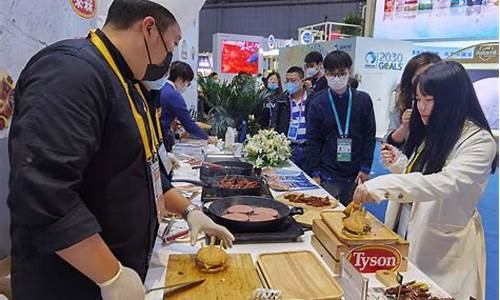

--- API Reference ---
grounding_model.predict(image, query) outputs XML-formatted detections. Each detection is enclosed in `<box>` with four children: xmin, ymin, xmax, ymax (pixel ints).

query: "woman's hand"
<box><xmin>401</xmin><ymin>109</ymin><xmax>412</xmax><ymax>128</ymax></box>
<box><xmin>352</xmin><ymin>183</ymin><xmax>376</xmax><ymax>204</ymax></box>
<box><xmin>381</xmin><ymin>143</ymin><xmax>401</xmax><ymax>166</ymax></box>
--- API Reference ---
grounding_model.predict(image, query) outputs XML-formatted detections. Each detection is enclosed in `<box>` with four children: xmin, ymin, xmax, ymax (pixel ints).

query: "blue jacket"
<box><xmin>306</xmin><ymin>87</ymin><xmax>376</xmax><ymax>180</ymax></box>
<box><xmin>159</xmin><ymin>82</ymin><xmax>208</xmax><ymax>140</ymax></box>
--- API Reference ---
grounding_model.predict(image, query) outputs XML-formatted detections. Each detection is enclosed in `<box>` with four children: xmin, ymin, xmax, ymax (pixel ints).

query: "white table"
<box><xmin>144</xmin><ymin>156</ymin><xmax>451</xmax><ymax>299</ymax></box>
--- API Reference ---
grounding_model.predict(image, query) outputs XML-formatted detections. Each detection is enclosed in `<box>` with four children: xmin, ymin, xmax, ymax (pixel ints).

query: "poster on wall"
<box><xmin>373</xmin><ymin>0</ymin><xmax>499</xmax><ymax>40</ymax></box>
<box><xmin>221</xmin><ymin>40</ymin><xmax>260</xmax><ymax>75</ymax></box>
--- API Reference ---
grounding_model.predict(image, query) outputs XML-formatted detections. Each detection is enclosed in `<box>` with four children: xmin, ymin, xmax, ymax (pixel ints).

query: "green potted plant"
<box><xmin>340</xmin><ymin>12</ymin><xmax>364</xmax><ymax>37</ymax></box>
<box><xmin>197</xmin><ymin>74</ymin><xmax>269</xmax><ymax>139</ymax></box>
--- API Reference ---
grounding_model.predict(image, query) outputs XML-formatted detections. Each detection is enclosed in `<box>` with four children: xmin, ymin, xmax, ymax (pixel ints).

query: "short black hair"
<box><xmin>323</xmin><ymin>51</ymin><xmax>353</xmax><ymax>71</ymax></box>
<box><xmin>304</xmin><ymin>51</ymin><xmax>323</xmax><ymax>64</ymax></box>
<box><xmin>286</xmin><ymin>66</ymin><xmax>304</xmax><ymax>79</ymax></box>
<box><xmin>168</xmin><ymin>61</ymin><xmax>194</xmax><ymax>82</ymax></box>
<box><xmin>105</xmin><ymin>0</ymin><xmax>178</xmax><ymax>31</ymax></box>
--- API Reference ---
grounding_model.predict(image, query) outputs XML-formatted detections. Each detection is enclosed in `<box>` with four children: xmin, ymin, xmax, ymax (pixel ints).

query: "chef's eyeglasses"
<box><xmin>325</xmin><ymin>70</ymin><xmax>348</xmax><ymax>78</ymax></box>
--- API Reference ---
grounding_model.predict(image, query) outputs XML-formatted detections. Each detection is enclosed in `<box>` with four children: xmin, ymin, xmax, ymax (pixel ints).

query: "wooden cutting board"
<box><xmin>165</xmin><ymin>253</ymin><xmax>260</xmax><ymax>300</ymax></box>
<box><xmin>321</xmin><ymin>211</ymin><xmax>400</xmax><ymax>245</ymax></box>
<box><xmin>257</xmin><ymin>251</ymin><xmax>343</xmax><ymax>300</ymax></box>
<box><xmin>275</xmin><ymin>193</ymin><xmax>339</xmax><ymax>227</ymax></box>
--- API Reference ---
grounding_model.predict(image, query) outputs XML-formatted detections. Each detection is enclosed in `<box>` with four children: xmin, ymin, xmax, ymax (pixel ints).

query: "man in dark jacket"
<box><xmin>7</xmin><ymin>1</ymin><xmax>233</xmax><ymax>300</ymax></box>
<box><xmin>306</xmin><ymin>51</ymin><xmax>376</xmax><ymax>206</ymax></box>
<box><xmin>271</xmin><ymin>66</ymin><xmax>311</xmax><ymax>169</ymax></box>
<box><xmin>304</xmin><ymin>51</ymin><xmax>327</xmax><ymax>94</ymax></box>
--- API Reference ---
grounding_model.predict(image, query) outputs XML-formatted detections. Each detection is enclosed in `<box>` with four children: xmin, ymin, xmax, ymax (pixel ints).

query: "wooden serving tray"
<box><xmin>165</xmin><ymin>253</ymin><xmax>260</xmax><ymax>300</ymax></box>
<box><xmin>321</xmin><ymin>211</ymin><xmax>400</xmax><ymax>245</ymax></box>
<box><xmin>257</xmin><ymin>250</ymin><xmax>343</xmax><ymax>300</ymax></box>
<box><xmin>275</xmin><ymin>193</ymin><xmax>339</xmax><ymax>227</ymax></box>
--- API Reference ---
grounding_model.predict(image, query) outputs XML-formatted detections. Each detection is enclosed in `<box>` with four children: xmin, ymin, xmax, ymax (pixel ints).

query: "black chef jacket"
<box><xmin>7</xmin><ymin>29</ymin><xmax>173</xmax><ymax>300</ymax></box>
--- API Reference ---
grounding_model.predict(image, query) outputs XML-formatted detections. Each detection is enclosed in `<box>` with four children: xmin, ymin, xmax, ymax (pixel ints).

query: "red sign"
<box><xmin>329</xmin><ymin>32</ymin><xmax>342</xmax><ymax>41</ymax></box>
<box><xmin>70</xmin><ymin>0</ymin><xmax>97</xmax><ymax>19</ymax></box>
<box><xmin>347</xmin><ymin>245</ymin><xmax>402</xmax><ymax>273</ymax></box>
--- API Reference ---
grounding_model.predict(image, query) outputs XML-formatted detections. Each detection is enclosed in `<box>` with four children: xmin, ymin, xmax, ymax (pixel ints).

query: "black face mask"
<box><xmin>142</xmin><ymin>24</ymin><xmax>173</xmax><ymax>81</ymax></box>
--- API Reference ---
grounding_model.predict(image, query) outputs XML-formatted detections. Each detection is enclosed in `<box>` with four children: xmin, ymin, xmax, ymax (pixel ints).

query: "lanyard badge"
<box><xmin>328</xmin><ymin>89</ymin><xmax>352</xmax><ymax>162</ymax></box>
<box><xmin>288</xmin><ymin>101</ymin><xmax>304</xmax><ymax>141</ymax></box>
<box><xmin>90</xmin><ymin>31</ymin><xmax>166</xmax><ymax>217</ymax></box>
<box><xmin>149</xmin><ymin>156</ymin><xmax>165</xmax><ymax>218</ymax></box>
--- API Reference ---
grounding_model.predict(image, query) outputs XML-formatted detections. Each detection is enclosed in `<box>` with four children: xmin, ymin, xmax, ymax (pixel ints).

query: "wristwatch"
<box><xmin>182</xmin><ymin>204</ymin><xmax>201</xmax><ymax>219</ymax></box>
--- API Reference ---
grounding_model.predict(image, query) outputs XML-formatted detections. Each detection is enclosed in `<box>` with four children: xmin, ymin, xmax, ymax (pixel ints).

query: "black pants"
<box><xmin>321</xmin><ymin>179</ymin><xmax>356</xmax><ymax>206</ymax></box>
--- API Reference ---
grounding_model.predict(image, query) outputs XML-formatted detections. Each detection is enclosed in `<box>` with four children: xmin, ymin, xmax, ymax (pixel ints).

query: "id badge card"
<box><xmin>337</xmin><ymin>138</ymin><xmax>352</xmax><ymax>162</ymax></box>
<box><xmin>158</xmin><ymin>143</ymin><xmax>173</xmax><ymax>174</ymax></box>
<box><xmin>288</xmin><ymin>122</ymin><xmax>299</xmax><ymax>140</ymax></box>
<box><xmin>149</xmin><ymin>157</ymin><xmax>165</xmax><ymax>218</ymax></box>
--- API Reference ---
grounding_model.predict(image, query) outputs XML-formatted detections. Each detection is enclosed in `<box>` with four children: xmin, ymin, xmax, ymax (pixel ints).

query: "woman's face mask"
<box><xmin>267</xmin><ymin>82</ymin><xmax>279</xmax><ymax>91</ymax></box>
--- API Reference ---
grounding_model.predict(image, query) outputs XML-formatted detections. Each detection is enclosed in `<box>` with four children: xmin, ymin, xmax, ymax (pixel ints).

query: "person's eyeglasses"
<box><xmin>325</xmin><ymin>70</ymin><xmax>348</xmax><ymax>77</ymax></box>
<box><xmin>185</xmin><ymin>81</ymin><xmax>192</xmax><ymax>88</ymax></box>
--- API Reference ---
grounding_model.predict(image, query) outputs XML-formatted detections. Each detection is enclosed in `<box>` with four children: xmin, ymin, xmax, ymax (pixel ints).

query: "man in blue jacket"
<box><xmin>306</xmin><ymin>51</ymin><xmax>376</xmax><ymax>206</ymax></box>
<box><xmin>154</xmin><ymin>61</ymin><xmax>214</xmax><ymax>149</ymax></box>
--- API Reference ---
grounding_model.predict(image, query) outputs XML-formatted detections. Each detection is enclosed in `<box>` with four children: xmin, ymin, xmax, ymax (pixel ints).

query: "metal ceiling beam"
<box><xmin>203</xmin><ymin>0</ymin><xmax>363</xmax><ymax>9</ymax></box>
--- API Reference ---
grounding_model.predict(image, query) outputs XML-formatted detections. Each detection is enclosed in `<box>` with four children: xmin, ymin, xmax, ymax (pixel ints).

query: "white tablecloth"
<box><xmin>144</xmin><ymin>156</ymin><xmax>451</xmax><ymax>299</ymax></box>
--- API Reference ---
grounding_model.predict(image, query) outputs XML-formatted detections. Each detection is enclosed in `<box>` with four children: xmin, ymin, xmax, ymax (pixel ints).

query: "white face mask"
<box><xmin>326</xmin><ymin>75</ymin><xmax>349</xmax><ymax>92</ymax></box>
<box><xmin>305</xmin><ymin>67</ymin><xmax>319</xmax><ymax>78</ymax></box>
<box><xmin>142</xmin><ymin>77</ymin><xmax>167</xmax><ymax>90</ymax></box>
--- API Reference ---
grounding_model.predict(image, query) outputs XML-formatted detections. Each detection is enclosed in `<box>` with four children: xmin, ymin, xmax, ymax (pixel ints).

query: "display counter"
<box><xmin>144</xmin><ymin>154</ymin><xmax>452</xmax><ymax>299</ymax></box>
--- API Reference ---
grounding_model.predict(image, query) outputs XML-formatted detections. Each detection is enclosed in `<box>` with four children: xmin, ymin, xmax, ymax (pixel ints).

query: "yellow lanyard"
<box><xmin>405</xmin><ymin>144</ymin><xmax>425</xmax><ymax>174</ymax></box>
<box><xmin>89</xmin><ymin>31</ymin><xmax>162</xmax><ymax>161</ymax></box>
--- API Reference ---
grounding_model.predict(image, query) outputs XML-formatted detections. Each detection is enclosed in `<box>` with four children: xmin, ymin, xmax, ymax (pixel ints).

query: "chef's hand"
<box><xmin>187</xmin><ymin>210</ymin><xmax>235</xmax><ymax>248</ymax></box>
<box><xmin>167</xmin><ymin>153</ymin><xmax>180</xmax><ymax>170</ymax></box>
<box><xmin>99</xmin><ymin>262</ymin><xmax>145</xmax><ymax>300</ymax></box>
<box><xmin>381</xmin><ymin>143</ymin><xmax>400</xmax><ymax>166</ymax></box>
<box><xmin>352</xmin><ymin>183</ymin><xmax>375</xmax><ymax>205</ymax></box>
<box><xmin>312</xmin><ymin>177</ymin><xmax>321</xmax><ymax>184</ymax></box>
<box><xmin>355</xmin><ymin>172</ymin><xmax>369</xmax><ymax>184</ymax></box>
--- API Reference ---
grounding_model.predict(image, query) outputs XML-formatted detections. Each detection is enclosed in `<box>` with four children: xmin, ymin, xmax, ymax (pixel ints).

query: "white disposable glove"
<box><xmin>187</xmin><ymin>210</ymin><xmax>235</xmax><ymax>248</ymax></box>
<box><xmin>99</xmin><ymin>262</ymin><xmax>145</xmax><ymax>300</ymax></box>
<box><xmin>167</xmin><ymin>153</ymin><xmax>180</xmax><ymax>170</ymax></box>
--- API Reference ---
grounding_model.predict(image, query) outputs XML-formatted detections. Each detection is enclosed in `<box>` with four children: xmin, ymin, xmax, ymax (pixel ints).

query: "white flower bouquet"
<box><xmin>243</xmin><ymin>129</ymin><xmax>291</xmax><ymax>168</ymax></box>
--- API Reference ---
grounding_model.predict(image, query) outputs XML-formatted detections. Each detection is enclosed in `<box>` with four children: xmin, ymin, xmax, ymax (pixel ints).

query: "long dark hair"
<box><xmin>396</xmin><ymin>52</ymin><xmax>441</xmax><ymax>113</ymax></box>
<box><xmin>405</xmin><ymin>61</ymin><xmax>497</xmax><ymax>174</ymax></box>
<box><xmin>265</xmin><ymin>71</ymin><xmax>284</xmax><ymax>94</ymax></box>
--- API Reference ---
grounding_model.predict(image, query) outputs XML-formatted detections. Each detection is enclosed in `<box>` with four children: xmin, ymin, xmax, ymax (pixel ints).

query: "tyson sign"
<box><xmin>347</xmin><ymin>245</ymin><xmax>402</xmax><ymax>273</ymax></box>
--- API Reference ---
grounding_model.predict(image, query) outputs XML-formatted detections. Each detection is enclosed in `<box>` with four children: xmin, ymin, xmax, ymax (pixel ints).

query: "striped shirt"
<box><xmin>288</xmin><ymin>92</ymin><xmax>308</xmax><ymax>142</ymax></box>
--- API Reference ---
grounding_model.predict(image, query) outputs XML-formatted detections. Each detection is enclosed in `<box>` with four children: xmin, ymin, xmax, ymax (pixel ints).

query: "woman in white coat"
<box><xmin>353</xmin><ymin>61</ymin><xmax>497</xmax><ymax>300</ymax></box>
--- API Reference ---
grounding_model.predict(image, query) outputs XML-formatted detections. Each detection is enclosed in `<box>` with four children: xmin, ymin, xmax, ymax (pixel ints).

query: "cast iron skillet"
<box><xmin>171</xmin><ymin>175</ymin><xmax>262</xmax><ymax>197</ymax></box>
<box><xmin>205</xmin><ymin>196</ymin><xmax>304</xmax><ymax>232</ymax></box>
<box><xmin>201</xmin><ymin>160</ymin><xmax>254</xmax><ymax>178</ymax></box>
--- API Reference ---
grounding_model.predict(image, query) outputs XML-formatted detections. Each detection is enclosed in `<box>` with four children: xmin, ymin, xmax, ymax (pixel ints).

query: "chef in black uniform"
<box><xmin>7</xmin><ymin>1</ymin><xmax>234</xmax><ymax>299</ymax></box>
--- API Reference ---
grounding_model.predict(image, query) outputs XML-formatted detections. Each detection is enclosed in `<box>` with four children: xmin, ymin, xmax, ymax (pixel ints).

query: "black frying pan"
<box><xmin>206</xmin><ymin>196</ymin><xmax>304</xmax><ymax>232</ymax></box>
<box><xmin>201</xmin><ymin>160</ymin><xmax>254</xmax><ymax>178</ymax></box>
<box><xmin>171</xmin><ymin>175</ymin><xmax>262</xmax><ymax>197</ymax></box>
